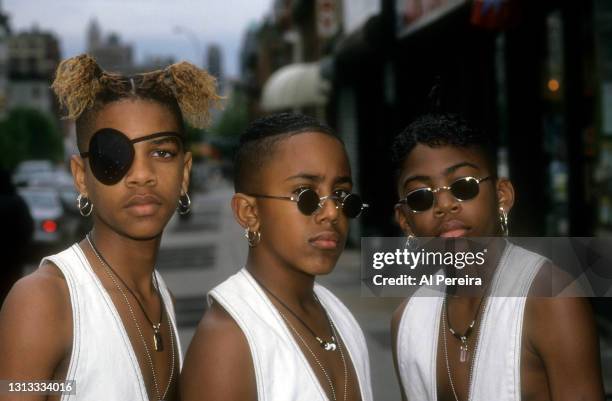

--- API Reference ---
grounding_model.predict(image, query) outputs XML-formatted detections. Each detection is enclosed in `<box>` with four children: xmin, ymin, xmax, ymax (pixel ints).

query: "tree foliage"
<box><xmin>0</xmin><ymin>108</ymin><xmax>64</xmax><ymax>170</ymax></box>
<box><xmin>211</xmin><ymin>89</ymin><xmax>248</xmax><ymax>139</ymax></box>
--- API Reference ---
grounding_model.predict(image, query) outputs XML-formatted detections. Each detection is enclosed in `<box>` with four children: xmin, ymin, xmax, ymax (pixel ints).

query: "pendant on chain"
<box><xmin>317</xmin><ymin>336</ymin><xmax>338</xmax><ymax>352</ymax></box>
<box><xmin>153</xmin><ymin>323</ymin><xmax>164</xmax><ymax>352</ymax></box>
<box><xmin>459</xmin><ymin>336</ymin><xmax>469</xmax><ymax>363</ymax></box>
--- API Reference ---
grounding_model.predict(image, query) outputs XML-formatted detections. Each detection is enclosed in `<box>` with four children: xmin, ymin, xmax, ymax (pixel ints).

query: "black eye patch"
<box><xmin>80</xmin><ymin>128</ymin><xmax>183</xmax><ymax>185</ymax></box>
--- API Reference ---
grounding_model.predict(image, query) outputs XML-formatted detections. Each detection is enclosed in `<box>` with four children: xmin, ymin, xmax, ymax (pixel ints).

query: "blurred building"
<box><xmin>328</xmin><ymin>0</ymin><xmax>612</xmax><ymax>238</ymax></box>
<box><xmin>86</xmin><ymin>19</ymin><xmax>175</xmax><ymax>75</ymax></box>
<box><xmin>7</xmin><ymin>26</ymin><xmax>60</xmax><ymax>115</ymax></box>
<box><xmin>86</xmin><ymin>19</ymin><xmax>134</xmax><ymax>73</ymax></box>
<box><xmin>0</xmin><ymin>1</ymin><xmax>10</xmax><ymax>117</ymax></box>
<box><xmin>207</xmin><ymin>44</ymin><xmax>224</xmax><ymax>91</ymax></box>
<box><xmin>238</xmin><ymin>0</ymin><xmax>341</xmax><ymax>120</ymax></box>
<box><xmin>237</xmin><ymin>0</ymin><xmax>612</xmax><ymax>240</ymax></box>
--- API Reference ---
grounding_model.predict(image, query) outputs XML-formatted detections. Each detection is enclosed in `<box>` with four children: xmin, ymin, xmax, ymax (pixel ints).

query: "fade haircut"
<box><xmin>51</xmin><ymin>54</ymin><xmax>222</xmax><ymax>152</ymax></box>
<box><xmin>391</xmin><ymin>113</ymin><xmax>497</xmax><ymax>181</ymax></box>
<box><xmin>234</xmin><ymin>112</ymin><xmax>342</xmax><ymax>193</ymax></box>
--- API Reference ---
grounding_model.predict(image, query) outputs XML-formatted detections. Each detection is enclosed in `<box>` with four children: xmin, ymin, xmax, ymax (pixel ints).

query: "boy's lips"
<box><xmin>309</xmin><ymin>231</ymin><xmax>341</xmax><ymax>250</ymax></box>
<box><xmin>124</xmin><ymin>194</ymin><xmax>163</xmax><ymax>216</ymax></box>
<box><xmin>438</xmin><ymin>220</ymin><xmax>469</xmax><ymax>238</ymax></box>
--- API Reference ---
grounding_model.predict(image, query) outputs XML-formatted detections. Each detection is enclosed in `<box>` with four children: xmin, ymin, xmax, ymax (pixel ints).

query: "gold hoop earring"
<box><xmin>77</xmin><ymin>193</ymin><xmax>93</xmax><ymax>217</ymax></box>
<box><xmin>244</xmin><ymin>227</ymin><xmax>261</xmax><ymax>247</ymax></box>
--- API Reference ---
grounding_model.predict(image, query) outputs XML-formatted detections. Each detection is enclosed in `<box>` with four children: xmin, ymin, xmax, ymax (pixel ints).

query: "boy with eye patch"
<box><xmin>180</xmin><ymin>113</ymin><xmax>374</xmax><ymax>401</ymax></box>
<box><xmin>390</xmin><ymin>113</ymin><xmax>604</xmax><ymax>401</ymax></box>
<box><xmin>0</xmin><ymin>54</ymin><xmax>220</xmax><ymax>401</ymax></box>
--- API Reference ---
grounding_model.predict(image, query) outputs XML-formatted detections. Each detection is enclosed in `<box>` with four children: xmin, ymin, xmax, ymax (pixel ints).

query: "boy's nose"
<box><xmin>125</xmin><ymin>152</ymin><xmax>157</xmax><ymax>187</ymax></box>
<box><xmin>315</xmin><ymin>195</ymin><xmax>341</xmax><ymax>223</ymax></box>
<box><xmin>433</xmin><ymin>188</ymin><xmax>460</xmax><ymax>217</ymax></box>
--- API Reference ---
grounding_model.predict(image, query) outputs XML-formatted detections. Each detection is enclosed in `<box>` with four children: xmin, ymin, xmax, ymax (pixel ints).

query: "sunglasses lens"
<box><xmin>451</xmin><ymin>178</ymin><xmax>480</xmax><ymax>201</ymax></box>
<box><xmin>88</xmin><ymin>128</ymin><xmax>134</xmax><ymax>185</ymax></box>
<box><xmin>405</xmin><ymin>189</ymin><xmax>434</xmax><ymax>212</ymax></box>
<box><xmin>296</xmin><ymin>189</ymin><xmax>320</xmax><ymax>215</ymax></box>
<box><xmin>341</xmin><ymin>193</ymin><xmax>364</xmax><ymax>218</ymax></box>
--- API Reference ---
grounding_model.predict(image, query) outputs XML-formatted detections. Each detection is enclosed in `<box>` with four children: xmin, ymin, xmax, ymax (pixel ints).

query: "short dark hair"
<box><xmin>391</xmin><ymin>113</ymin><xmax>496</xmax><ymax>179</ymax></box>
<box><xmin>234</xmin><ymin>112</ymin><xmax>340</xmax><ymax>193</ymax></box>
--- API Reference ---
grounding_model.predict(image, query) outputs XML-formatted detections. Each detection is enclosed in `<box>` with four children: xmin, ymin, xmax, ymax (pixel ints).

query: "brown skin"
<box><xmin>390</xmin><ymin>144</ymin><xmax>604</xmax><ymax>401</ymax></box>
<box><xmin>181</xmin><ymin>132</ymin><xmax>363</xmax><ymax>401</ymax></box>
<box><xmin>0</xmin><ymin>99</ymin><xmax>191</xmax><ymax>401</ymax></box>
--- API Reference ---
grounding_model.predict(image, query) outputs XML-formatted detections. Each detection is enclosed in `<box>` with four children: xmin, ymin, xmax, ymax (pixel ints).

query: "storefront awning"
<box><xmin>261</xmin><ymin>62</ymin><xmax>330</xmax><ymax>111</ymax></box>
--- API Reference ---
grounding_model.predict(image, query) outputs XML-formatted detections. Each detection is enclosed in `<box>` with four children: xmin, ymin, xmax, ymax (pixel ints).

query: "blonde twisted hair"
<box><xmin>52</xmin><ymin>54</ymin><xmax>222</xmax><ymax>129</ymax></box>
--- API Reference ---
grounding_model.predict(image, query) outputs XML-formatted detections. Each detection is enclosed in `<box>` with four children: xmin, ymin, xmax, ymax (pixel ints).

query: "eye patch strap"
<box><xmin>80</xmin><ymin>131</ymin><xmax>184</xmax><ymax>158</ymax></box>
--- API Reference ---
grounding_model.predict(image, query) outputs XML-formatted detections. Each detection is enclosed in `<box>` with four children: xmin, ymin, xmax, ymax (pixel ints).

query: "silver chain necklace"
<box><xmin>251</xmin><ymin>274</ymin><xmax>338</xmax><ymax>351</ymax></box>
<box><xmin>441</xmin><ymin>297</ymin><xmax>485</xmax><ymax>401</ymax></box>
<box><xmin>85</xmin><ymin>234</ymin><xmax>176</xmax><ymax>401</ymax></box>
<box><xmin>278</xmin><ymin>310</ymin><xmax>348</xmax><ymax>401</ymax></box>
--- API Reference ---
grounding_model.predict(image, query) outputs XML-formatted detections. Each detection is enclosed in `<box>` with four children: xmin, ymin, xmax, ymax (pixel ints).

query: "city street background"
<box><xmin>4</xmin><ymin>0</ymin><xmax>612</xmax><ymax>399</ymax></box>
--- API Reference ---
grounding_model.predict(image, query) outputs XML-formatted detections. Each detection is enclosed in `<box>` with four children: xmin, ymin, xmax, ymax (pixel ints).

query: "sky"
<box><xmin>2</xmin><ymin>0</ymin><xmax>274</xmax><ymax>78</ymax></box>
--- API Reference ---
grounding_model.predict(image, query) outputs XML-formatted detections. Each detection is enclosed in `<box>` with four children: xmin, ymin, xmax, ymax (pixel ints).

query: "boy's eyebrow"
<box><xmin>444</xmin><ymin>162</ymin><xmax>480</xmax><ymax>174</ymax></box>
<box><xmin>285</xmin><ymin>173</ymin><xmax>353</xmax><ymax>185</ymax></box>
<box><xmin>401</xmin><ymin>162</ymin><xmax>481</xmax><ymax>189</ymax></box>
<box><xmin>285</xmin><ymin>173</ymin><xmax>321</xmax><ymax>182</ymax></box>
<box><xmin>147</xmin><ymin>136</ymin><xmax>182</xmax><ymax>146</ymax></box>
<box><xmin>402</xmin><ymin>175</ymin><xmax>430</xmax><ymax>189</ymax></box>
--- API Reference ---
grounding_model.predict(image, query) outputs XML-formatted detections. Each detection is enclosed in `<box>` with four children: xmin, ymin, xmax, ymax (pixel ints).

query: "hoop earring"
<box><xmin>499</xmin><ymin>207</ymin><xmax>509</xmax><ymax>236</ymax></box>
<box><xmin>177</xmin><ymin>192</ymin><xmax>191</xmax><ymax>215</ymax></box>
<box><xmin>77</xmin><ymin>193</ymin><xmax>93</xmax><ymax>217</ymax></box>
<box><xmin>404</xmin><ymin>234</ymin><xmax>418</xmax><ymax>251</ymax></box>
<box><xmin>244</xmin><ymin>227</ymin><xmax>261</xmax><ymax>247</ymax></box>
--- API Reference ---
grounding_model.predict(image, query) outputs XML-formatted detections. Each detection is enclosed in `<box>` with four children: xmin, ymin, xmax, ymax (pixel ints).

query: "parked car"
<box><xmin>18</xmin><ymin>187</ymin><xmax>74</xmax><ymax>251</ymax></box>
<box><xmin>12</xmin><ymin>160</ymin><xmax>55</xmax><ymax>187</ymax></box>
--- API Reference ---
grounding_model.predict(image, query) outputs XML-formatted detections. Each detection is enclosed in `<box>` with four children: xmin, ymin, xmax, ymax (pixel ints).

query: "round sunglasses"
<box><xmin>397</xmin><ymin>176</ymin><xmax>491</xmax><ymax>213</ymax></box>
<box><xmin>80</xmin><ymin>128</ymin><xmax>184</xmax><ymax>185</ymax></box>
<box><xmin>248</xmin><ymin>188</ymin><xmax>369</xmax><ymax>218</ymax></box>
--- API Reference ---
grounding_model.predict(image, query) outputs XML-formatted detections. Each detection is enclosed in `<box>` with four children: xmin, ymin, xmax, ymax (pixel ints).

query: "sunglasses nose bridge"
<box><xmin>432</xmin><ymin>184</ymin><xmax>463</xmax><ymax>215</ymax></box>
<box><xmin>318</xmin><ymin>194</ymin><xmax>342</xmax><ymax>208</ymax></box>
<box><xmin>314</xmin><ymin>195</ymin><xmax>341</xmax><ymax>215</ymax></box>
<box><xmin>311</xmin><ymin>194</ymin><xmax>342</xmax><ymax>222</ymax></box>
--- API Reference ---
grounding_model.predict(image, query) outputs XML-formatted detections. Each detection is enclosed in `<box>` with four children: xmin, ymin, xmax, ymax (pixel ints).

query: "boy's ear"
<box><xmin>394</xmin><ymin>205</ymin><xmax>414</xmax><ymax>237</ymax></box>
<box><xmin>231</xmin><ymin>193</ymin><xmax>260</xmax><ymax>232</ymax></box>
<box><xmin>496</xmin><ymin>178</ymin><xmax>515</xmax><ymax>215</ymax></box>
<box><xmin>71</xmin><ymin>155</ymin><xmax>87</xmax><ymax>195</ymax></box>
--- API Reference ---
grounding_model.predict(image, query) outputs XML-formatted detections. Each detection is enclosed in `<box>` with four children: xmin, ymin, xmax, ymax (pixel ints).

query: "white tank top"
<box><xmin>208</xmin><ymin>268</ymin><xmax>374</xmax><ymax>401</ymax></box>
<box><xmin>396</xmin><ymin>242</ymin><xmax>546</xmax><ymax>401</ymax></box>
<box><xmin>42</xmin><ymin>244</ymin><xmax>183</xmax><ymax>401</ymax></box>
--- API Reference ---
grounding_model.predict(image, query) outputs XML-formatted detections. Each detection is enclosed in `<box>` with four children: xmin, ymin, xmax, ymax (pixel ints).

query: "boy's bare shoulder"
<box><xmin>2</xmin><ymin>261</ymin><xmax>71</xmax><ymax>318</ymax></box>
<box><xmin>529</xmin><ymin>260</ymin><xmax>582</xmax><ymax>297</ymax></box>
<box><xmin>0</xmin><ymin>261</ymin><xmax>73</xmax><ymax>380</ymax></box>
<box><xmin>180</xmin><ymin>301</ymin><xmax>256</xmax><ymax>401</ymax></box>
<box><xmin>185</xmin><ymin>301</ymin><xmax>251</xmax><ymax>364</ymax></box>
<box><xmin>1</xmin><ymin>260</ymin><xmax>71</xmax><ymax>333</ymax></box>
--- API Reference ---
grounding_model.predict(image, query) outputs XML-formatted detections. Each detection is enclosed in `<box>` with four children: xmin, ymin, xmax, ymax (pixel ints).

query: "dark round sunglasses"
<box><xmin>248</xmin><ymin>188</ymin><xmax>369</xmax><ymax>219</ymax></box>
<box><xmin>80</xmin><ymin>128</ymin><xmax>184</xmax><ymax>185</ymax></box>
<box><xmin>397</xmin><ymin>176</ymin><xmax>491</xmax><ymax>213</ymax></box>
